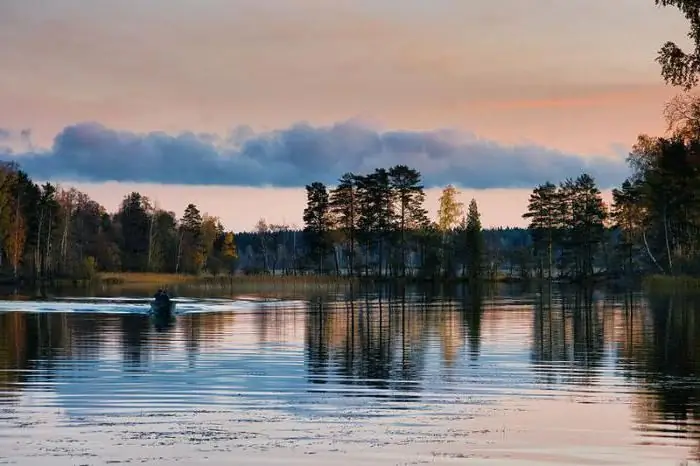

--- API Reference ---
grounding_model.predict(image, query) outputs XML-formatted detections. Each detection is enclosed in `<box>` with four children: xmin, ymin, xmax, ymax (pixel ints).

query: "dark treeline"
<box><xmin>299</xmin><ymin>166</ymin><xmax>617</xmax><ymax>282</ymax></box>
<box><xmin>303</xmin><ymin>122</ymin><xmax>700</xmax><ymax>282</ymax></box>
<box><xmin>299</xmin><ymin>166</ymin><xmax>488</xmax><ymax>279</ymax></box>
<box><xmin>611</xmin><ymin>122</ymin><xmax>700</xmax><ymax>277</ymax></box>
<box><xmin>522</xmin><ymin>94</ymin><xmax>700</xmax><ymax>282</ymax></box>
<box><xmin>523</xmin><ymin>173</ymin><xmax>608</xmax><ymax>281</ymax></box>
<box><xmin>522</xmin><ymin>0</ymin><xmax>700</xmax><ymax>283</ymax></box>
<box><xmin>235</xmin><ymin>224</ymin><xmax>529</xmax><ymax>279</ymax></box>
<box><xmin>0</xmin><ymin>157</ymin><xmax>532</xmax><ymax>282</ymax></box>
<box><xmin>0</xmin><ymin>151</ymin><xmax>691</xmax><ymax>283</ymax></box>
<box><xmin>0</xmin><ymin>161</ymin><xmax>238</xmax><ymax>281</ymax></box>
<box><xmin>2</xmin><ymin>149</ymin><xmax>699</xmax><ymax>283</ymax></box>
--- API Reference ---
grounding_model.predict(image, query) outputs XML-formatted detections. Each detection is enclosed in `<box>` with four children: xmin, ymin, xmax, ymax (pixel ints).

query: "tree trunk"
<box><xmin>643</xmin><ymin>229</ymin><xmax>665</xmax><ymax>273</ymax></box>
<box><xmin>175</xmin><ymin>230</ymin><xmax>183</xmax><ymax>274</ymax></box>
<box><xmin>147</xmin><ymin>212</ymin><xmax>155</xmax><ymax>271</ymax></box>
<box><xmin>45</xmin><ymin>216</ymin><xmax>53</xmax><ymax>278</ymax></box>
<box><xmin>663</xmin><ymin>207</ymin><xmax>673</xmax><ymax>274</ymax></box>
<box><xmin>35</xmin><ymin>209</ymin><xmax>43</xmax><ymax>279</ymax></box>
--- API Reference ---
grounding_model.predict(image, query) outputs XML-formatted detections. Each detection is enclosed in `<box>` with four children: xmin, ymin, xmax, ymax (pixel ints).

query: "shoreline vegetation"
<box><xmin>97</xmin><ymin>272</ymin><xmax>357</xmax><ymax>287</ymax></box>
<box><xmin>93</xmin><ymin>271</ymin><xmax>626</xmax><ymax>289</ymax></box>
<box><xmin>94</xmin><ymin>271</ymin><xmax>531</xmax><ymax>286</ymax></box>
<box><xmin>643</xmin><ymin>274</ymin><xmax>700</xmax><ymax>292</ymax></box>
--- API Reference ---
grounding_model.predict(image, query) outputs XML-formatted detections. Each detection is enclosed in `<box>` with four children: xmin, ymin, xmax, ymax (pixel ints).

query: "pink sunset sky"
<box><xmin>0</xmin><ymin>0</ymin><xmax>689</xmax><ymax>231</ymax></box>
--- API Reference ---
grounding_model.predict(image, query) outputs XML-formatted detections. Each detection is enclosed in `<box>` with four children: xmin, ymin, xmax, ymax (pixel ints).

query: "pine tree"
<box><xmin>179</xmin><ymin>203</ymin><xmax>204</xmax><ymax>273</ymax></box>
<box><xmin>356</xmin><ymin>170</ymin><xmax>394</xmax><ymax>277</ymax></box>
<box><xmin>388</xmin><ymin>165</ymin><xmax>428</xmax><ymax>276</ymax></box>
<box><xmin>330</xmin><ymin>173</ymin><xmax>358</xmax><ymax>276</ymax></box>
<box><xmin>303</xmin><ymin>182</ymin><xmax>332</xmax><ymax>273</ymax></box>
<box><xmin>465</xmin><ymin>199</ymin><xmax>484</xmax><ymax>281</ymax></box>
<box><xmin>523</xmin><ymin>182</ymin><xmax>559</xmax><ymax>278</ymax></box>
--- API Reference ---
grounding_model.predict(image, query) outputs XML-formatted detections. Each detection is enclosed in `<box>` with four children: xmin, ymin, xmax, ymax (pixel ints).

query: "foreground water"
<box><xmin>1</xmin><ymin>286</ymin><xmax>700</xmax><ymax>465</ymax></box>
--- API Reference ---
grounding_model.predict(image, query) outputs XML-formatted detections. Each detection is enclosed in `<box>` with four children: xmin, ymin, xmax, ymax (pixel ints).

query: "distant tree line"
<box><xmin>4</xmin><ymin>150</ymin><xmax>699</xmax><ymax>283</ymax></box>
<box><xmin>0</xmin><ymin>160</ymin><xmax>503</xmax><ymax>282</ymax></box>
<box><xmin>300</xmin><ymin>165</ymin><xmax>486</xmax><ymax>279</ymax></box>
<box><xmin>522</xmin><ymin>173</ymin><xmax>608</xmax><ymax>281</ymax></box>
<box><xmin>0</xmin><ymin>151</ymin><xmax>690</xmax><ymax>284</ymax></box>
<box><xmin>0</xmin><ymin>162</ymin><xmax>238</xmax><ymax>282</ymax></box>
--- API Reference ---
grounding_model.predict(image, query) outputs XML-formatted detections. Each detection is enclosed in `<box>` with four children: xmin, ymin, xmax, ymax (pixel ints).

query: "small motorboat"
<box><xmin>150</xmin><ymin>298</ymin><xmax>176</xmax><ymax>318</ymax></box>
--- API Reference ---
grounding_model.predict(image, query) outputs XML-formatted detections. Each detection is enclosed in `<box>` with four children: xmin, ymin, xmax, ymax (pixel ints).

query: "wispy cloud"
<box><xmin>0</xmin><ymin>121</ymin><xmax>630</xmax><ymax>189</ymax></box>
<box><xmin>0</xmin><ymin>127</ymin><xmax>29</xmax><ymax>155</ymax></box>
<box><xmin>0</xmin><ymin>128</ymin><xmax>10</xmax><ymax>155</ymax></box>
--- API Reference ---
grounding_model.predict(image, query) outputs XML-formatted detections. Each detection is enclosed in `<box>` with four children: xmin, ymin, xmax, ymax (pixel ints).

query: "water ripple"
<box><xmin>0</xmin><ymin>291</ymin><xmax>699</xmax><ymax>465</ymax></box>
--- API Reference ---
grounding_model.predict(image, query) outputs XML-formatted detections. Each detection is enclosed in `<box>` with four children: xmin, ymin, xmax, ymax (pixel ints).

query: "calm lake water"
<box><xmin>1</xmin><ymin>285</ymin><xmax>700</xmax><ymax>465</ymax></box>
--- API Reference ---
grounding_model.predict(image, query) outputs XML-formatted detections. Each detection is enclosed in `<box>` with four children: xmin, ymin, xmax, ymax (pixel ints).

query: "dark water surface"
<box><xmin>1</xmin><ymin>286</ymin><xmax>700</xmax><ymax>465</ymax></box>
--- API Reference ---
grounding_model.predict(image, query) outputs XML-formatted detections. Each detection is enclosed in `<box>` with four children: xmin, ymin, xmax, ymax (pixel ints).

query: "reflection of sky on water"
<box><xmin>2</xmin><ymin>290</ymin><xmax>700</xmax><ymax>464</ymax></box>
<box><xmin>46</xmin><ymin>346</ymin><xmax>316</xmax><ymax>418</ymax></box>
<box><xmin>0</xmin><ymin>296</ymin><xmax>542</xmax><ymax>420</ymax></box>
<box><xmin>38</xmin><ymin>323</ymin><xmax>523</xmax><ymax>419</ymax></box>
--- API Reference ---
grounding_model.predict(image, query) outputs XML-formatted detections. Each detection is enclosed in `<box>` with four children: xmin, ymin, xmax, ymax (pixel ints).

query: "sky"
<box><xmin>0</xmin><ymin>0</ymin><xmax>690</xmax><ymax>231</ymax></box>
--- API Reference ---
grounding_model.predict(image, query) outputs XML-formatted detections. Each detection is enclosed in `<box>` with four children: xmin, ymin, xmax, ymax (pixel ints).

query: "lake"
<box><xmin>1</xmin><ymin>284</ymin><xmax>699</xmax><ymax>465</ymax></box>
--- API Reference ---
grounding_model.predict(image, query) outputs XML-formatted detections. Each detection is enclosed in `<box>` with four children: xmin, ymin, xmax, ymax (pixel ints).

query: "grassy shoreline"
<box><xmin>97</xmin><ymin>272</ymin><xmax>338</xmax><ymax>286</ymax></box>
<box><xmin>13</xmin><ymin>271</ymin><xmax>688</xmax><ymax>290</ymax></box>
<box><xmin>96</xmin><ymin>272</ymin><xmax>356</xmax><ymax>287</ymax></box>
<box><xmin>11</xmin><ymin>272</ymin><xmax>700</xmax><ymax>298</ymax></box>
<box><xmin>95</xmin><ymin>271</ymin><xmax>534</xmax><ymax>285</ymax></box>
<box><xmin>643</xmin><ymin>274</ymin><xmax>700</xmax><ymax>291</ymax></box>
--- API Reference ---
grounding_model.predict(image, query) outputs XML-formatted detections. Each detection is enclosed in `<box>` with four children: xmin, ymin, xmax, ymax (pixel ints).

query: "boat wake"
<box><xmin>0</xmin><ymin>297</ymin><xmax>308</xmax><ymax>315</ymax></box>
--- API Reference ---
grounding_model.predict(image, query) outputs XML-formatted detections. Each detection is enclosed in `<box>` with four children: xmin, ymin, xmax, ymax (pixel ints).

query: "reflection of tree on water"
<box><xmin>117</xmin><ymin>313</ymin><xmax>176</xmax><ymax>369</ymax></box>
<box><xmin>305</xmin><ymin>292</ymin><xmax>410</xmax><ymax>396</ymax></box>
<box><xmin>304</xmin><ymin>284</ymin><xmax>484</xmax><ymax>402</ymax></box>
<box><xmin>179</xmin><ymin>311</ymin><xmax>238</xmax><ymax>367</ymax></box>
<box><xmin>180</xmin><ymin>313</ymin><xmax>202</xmax><ymax>369</ymax></box>
<box><xmin>0</xmin><ymin>313</ymin><xmax>69</xmax><ymax>402</ymax></box>
<box><xmin>462</xmin><ymin>284</ymin><xmax>483</xmax><ymax>361</ymax></box>
<box><xmin>0</xmin><ymin>312</ymin><xmax>181</xmax><ymax>393</ymax></box>
<box><xmin>305</xmin><ymin>288</ymin><xmax>421</xmax><ymax>400</ymax></box>
<box><xmin>397</xmin><ymin>289</ymin><xmax>423</xmax><ymax>383</ymax></box>
<box><xmin>530</xmin><ymin>285</ymin><xmax>606</xmax><ymax>386</ymax></box>
<box><xmin>566</xmin><ymin>286</ymin><xmax>606</xmax><ymax>382</ymax></box>
<box><xmin>305</xmin><ymin>297</ymin><xmax>330</xmax><ymax>383</ymax></box>
<box><xmin>620</xmin><ymin>292</ymin><xmax>700</xmax><ymax>460</ymax></box>
<box><xmin>0</xmin><ymin>307</ymin><xmax>241</xmax><ymax>412</ymax></box>
<box><xmin>119</xmin><ymin>315</ymin><xmax>150</xmax><ymax>370</ymax></box>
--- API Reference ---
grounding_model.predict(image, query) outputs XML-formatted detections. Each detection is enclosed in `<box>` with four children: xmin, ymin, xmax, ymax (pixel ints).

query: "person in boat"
<box><xmin>153</xmin><ymin>288</ymin><xmax>171</xmax><ymax>307</ymax></box>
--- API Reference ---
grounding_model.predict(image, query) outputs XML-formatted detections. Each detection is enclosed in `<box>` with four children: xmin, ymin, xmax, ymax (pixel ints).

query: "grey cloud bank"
<box><xmin>0</xmin><ymin>121</ymin><xmax>630</xmax><ymax>189</ymax></box>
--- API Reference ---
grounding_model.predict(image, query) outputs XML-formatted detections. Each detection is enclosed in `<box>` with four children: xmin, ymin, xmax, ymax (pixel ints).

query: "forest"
<box><xmin>0</xmin><ymin>162</ymin><xmax>511</xmax><ymax>282</ymax></box>
<box><xmin>4</xmin><ymin>101</ymin><xmax>700</xmax><ymax>282</ymax></box>
<box><xmin>0</xmin><ymin>150</ymin><xmax>686</xmax><ymax>283</ymax></box>
<box><xmin>2</xmin><ymin>119</ymin><xmax>700</xmax><ymax>284</ymax></box>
